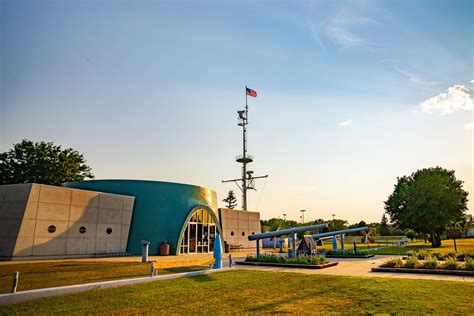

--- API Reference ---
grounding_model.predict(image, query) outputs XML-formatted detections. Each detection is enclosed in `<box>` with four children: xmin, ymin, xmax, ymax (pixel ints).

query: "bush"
<box><xmin>414</xmin><ymin>250</ymin><xmax>428</xmax><ymax>260</ymax></box>
<box><xmin>464</xmin><ymin>257</ymin><xmax>474</xmax><ymax>271</ymax></box>
<box><xmin>245</xmin><ymin>255</ymin><xmax>326</xmax><ymax>265</ymax></box>
<box><xmin>421</xmin><ymin>257</ymin><xmax>438</xmax><ymax>269</ymax></box>
<box><xmin>404</xmin><ymin>257</ymin><xmax>418</xmax><ymax>268</ymax></box>
<box><xmin>382</xmin><ymin>258</ymin><xmax>403</xmax><ymax>268</ymax></box>
<box><xmin>405</xmin><ymin>229</ymin><xmax>416</xmax><ymax>240</ymax></box>
<box><xmin>443</xmin><ymin>257</ymin><xmax>459</xmax><ymax>270</ymax></box>
<box><xmin>430</xmin><ymin>251</ymin><xmax>442</xmax><ymax>260</ymax></box>
<box><xmin>326</xmin><ymin>249</ymin><xmax>369</xmax><ymax>256</ymax></box>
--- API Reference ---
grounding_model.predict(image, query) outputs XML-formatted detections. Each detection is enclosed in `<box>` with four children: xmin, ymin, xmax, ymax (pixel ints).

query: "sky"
<box><xmin>1</xmin><ymin>0</ymin><xmax>473</xmax><ymax>224</ymax></box>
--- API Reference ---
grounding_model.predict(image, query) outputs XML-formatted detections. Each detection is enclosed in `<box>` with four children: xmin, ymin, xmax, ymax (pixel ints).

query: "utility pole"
<box><xmin>222</xmin><ymin>86</ymin><xmax>268</xmax><ymax>211</ymax></box>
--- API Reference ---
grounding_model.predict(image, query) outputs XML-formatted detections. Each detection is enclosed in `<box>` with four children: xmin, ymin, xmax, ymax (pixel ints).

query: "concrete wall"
<box><xmin>0</xmin><ymin>184</ymin><xmax>134</xmax><ymax>259</ymax></box>
<box><xmin>219</xmin><ymin>208</ymin><xmax>261</xmax><ymax>249</ymax></box>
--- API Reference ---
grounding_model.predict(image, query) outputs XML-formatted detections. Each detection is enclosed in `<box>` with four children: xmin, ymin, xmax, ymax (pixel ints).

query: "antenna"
<box><xmin>222</xmin><ymin>86</ymin><xmax>268</xmax><ymax>211</ymax></box>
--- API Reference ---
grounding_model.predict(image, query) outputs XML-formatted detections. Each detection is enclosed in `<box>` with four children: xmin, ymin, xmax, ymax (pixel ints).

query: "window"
<box><xmin>106</xmin><ymin>227</ymin><xmax>112</xmax><ymax>235</ymax></box>
<box><xmin>79</xmin><ymin>226</ymin><xmax>86</xmax><ymax>234</ymax></box>
<box><xmin>180</xmin><ymin>208</ymin><xmax>217</xmax><ymax>254</ymax></box>
<box><xmin>242</xmin><ymin>232</ymin><xmax>245</xmax><ymax>237</ymax></box>
<box><xmin>231</xmin><ymin>231</ymin><xmax>234</xmax><ymax>236</ymax></box>
<box><xmin>252</xmin><ymin>232</ymin><xmax>255</xmax><ymax>235</ymax></box>
<box><xmin>48</xmin><ymin>225</ymin><xmax>56</xmax><ymax>233</ymax></box>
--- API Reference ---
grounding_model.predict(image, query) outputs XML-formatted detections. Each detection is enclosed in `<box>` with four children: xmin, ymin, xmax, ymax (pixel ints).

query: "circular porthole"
<box><xmin>48</xmin><ymin>225</ymin><xmax>56</xmax><ymax>233</ymax></box>
<box><xmin>242</xmin><ymin>232</ymin><xmax>245</xmax><ymax>237</ymax></box>
<box><xmin>230</xmin><ymin>231</ymin><xmax>234</xmax><ymax>236</ymax></box>
<box><xmin>79</xmin><ymin>226</ymin><xmax>86</xmax><ymax>234</ymax></box>
<box><xmin>106</xmin><ymin>228</ymin><xmax>112</xmax><ymax>235</ymax></box>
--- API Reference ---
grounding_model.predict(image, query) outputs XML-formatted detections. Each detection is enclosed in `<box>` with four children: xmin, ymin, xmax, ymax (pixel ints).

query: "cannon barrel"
<box><xmin>311</xmin><ymin>226</ymin><xmax>369</xmax><ymax>239</ymax></box>
<box><xmin>248</xmin><ymin>223</ymin><xmax>328</xmax><ymax>241</ymax></box>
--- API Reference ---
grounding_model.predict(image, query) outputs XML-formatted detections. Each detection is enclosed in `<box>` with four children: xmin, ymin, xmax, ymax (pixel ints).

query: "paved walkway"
<box><xmin>231</xmin><ymin>256</ymin><xmax>474</xmax><ymax>282</ymax></box>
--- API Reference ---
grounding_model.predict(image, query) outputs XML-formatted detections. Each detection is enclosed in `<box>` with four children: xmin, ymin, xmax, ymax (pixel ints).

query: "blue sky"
<box><xmin>1</xmin><ymin>0</ymin><xmax>472</xmax><ymax>223</ymax></box>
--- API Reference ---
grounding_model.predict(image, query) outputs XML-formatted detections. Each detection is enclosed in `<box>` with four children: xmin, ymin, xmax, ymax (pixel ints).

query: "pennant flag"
<box><xmin>246</xmin><ymin>87</ymin><xmax>257</xmax><ymax>97</ymax></box>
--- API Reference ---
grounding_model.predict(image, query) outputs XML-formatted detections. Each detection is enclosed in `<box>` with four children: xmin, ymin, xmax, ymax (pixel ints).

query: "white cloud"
<box><xmin>471</xmin><ymin>80</ymin><xmax>474</xmax><ymax>83</ymax></box>
<box><xmin>395</xmin><ymin>67</ymin><xmax>439</xmax><ymax>86</ymax></box>
<box><xmin>338</xmin><ymin>119</ymin><xmax>352</xmax><ymax>127</ymax></box>
<box><xmin>464</xmin><ymin>122</ymin><xmax>474</xmax><ymax>130</ymax></box>
<box><xmin>307</xmin><ymin>5</ymin><xmax>384</xmax><ymax>49</ymax></box>
<box><xmin>419</xmin><ymin>85</ymin><xmax>473</xmax><ymax>114</ymax></box>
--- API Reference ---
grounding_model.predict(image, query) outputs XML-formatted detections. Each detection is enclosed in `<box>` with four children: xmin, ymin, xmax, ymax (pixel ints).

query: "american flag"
<box><xmin>246</xmin><ymin>87</ymin><xmax>257</xmax><ymax>97</ymax></box>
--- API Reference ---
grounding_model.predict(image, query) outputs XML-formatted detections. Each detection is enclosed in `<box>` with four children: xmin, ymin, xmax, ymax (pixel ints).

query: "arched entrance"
<box><xmin>178</xmin><ymin>206</ymin><xmax>219</xmax><ymax>254</ymax></box>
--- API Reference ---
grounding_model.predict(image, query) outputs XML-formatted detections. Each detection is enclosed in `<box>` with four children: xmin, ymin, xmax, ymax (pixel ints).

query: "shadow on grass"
<box><xmin>190</xmin><ymin>273</ymin><xmax>215</xmax><ymax>283</ymax></box>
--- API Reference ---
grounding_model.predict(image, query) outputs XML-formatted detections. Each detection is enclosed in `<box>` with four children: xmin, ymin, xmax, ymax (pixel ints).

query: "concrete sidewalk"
<box><xmin>231</xmin><ymin>255</ymin><xmax>474</xmax><ymax>282</ymax></box>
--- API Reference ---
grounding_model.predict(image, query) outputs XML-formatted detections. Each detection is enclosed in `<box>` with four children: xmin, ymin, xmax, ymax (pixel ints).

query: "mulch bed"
<box><xmin>235</xmin><ymin>261</ymin><xmax>338</xmax><ymax>269</ymax></box>
<box><xmin>371</xmin><ymin>267</ymin><xmax>474</xmax><ymax>276</ymax></box>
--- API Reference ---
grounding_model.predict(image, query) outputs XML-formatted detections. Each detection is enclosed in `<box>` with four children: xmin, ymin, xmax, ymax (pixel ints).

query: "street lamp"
<box><xmin>300</xmin><ymin>210</ymin><xmax>306</xmax><ymax>224</ymax></box>
<box><xmin>283</xmin><ymin>213</ymin><xmax>287</xmax><ymax>221</ymax></box>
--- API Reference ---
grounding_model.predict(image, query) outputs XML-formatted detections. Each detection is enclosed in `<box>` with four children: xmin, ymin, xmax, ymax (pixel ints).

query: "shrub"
<box><xmin>414</xmin><ymin>250</ymin><xmax>428</xmax><ymax>260</ymax></box>
<box><xmin>406</xmin><ymin>250</ymin><xmax>415</xmax><ymax>257</ymax></box>
<box><xmin>443</xmin><ymin>257</ymin><xmax>459</xmax><ymax>270</ymax></box>
<box><xmin>326</xmin><ymin>249</ymin><xmax>369</xmax><ymax>256</ymax></box>
<box><xmin>464</xmin><ymin>257</ymin><xmax>474</xmax><ymax>271</ymax></box>
<box><xmin>245</xmin><ymin>255</ymin><xmax>326</xmax><ymax>265</ymax></box>
<box><xmin>421</xmin><ymin>257</ymin><xmax>438</xmax><ymax>269</ymax></box>
<box><xmin>404</xmin><ymin>257</ymin><xmax>418</xmax><ymax>268</ymax></box>
<box><xmin>430</xmin><ymin>251</ymin><xmax>442</xmax><ymax>260</ymax></box>
<box><xmin>405</xmin><ymin>229</ymin><xmax>416</xmax><ymax>240</ymax></box>
<box><xmin>382</xmin><ymin>258</ymin><xmax>403</xmax><ymax>268</ymax></box>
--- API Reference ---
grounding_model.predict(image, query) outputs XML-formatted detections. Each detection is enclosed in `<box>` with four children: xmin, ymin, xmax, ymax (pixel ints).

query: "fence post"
<box><xmin>150</xmin><ymin>261</ymin><xmax>155</xmax><ymax>277</ymax></box>
<box><xmin>229</xmin><ymin>254</ymin><xmax>233</xmax><ymax>268</ymax></box>
<box><xmin>12</xmin><ymin>271</ymin><xmax>19</xmax><ymax>293</ymax></box>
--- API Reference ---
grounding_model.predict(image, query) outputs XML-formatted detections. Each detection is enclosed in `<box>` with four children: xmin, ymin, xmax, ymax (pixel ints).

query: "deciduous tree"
<box><xmin>0</xmin><ymin>139</ymin><xmax>94</xmax><ymax>186</ymax></box>
<box><xmin>384</xmin><ymin>167</ymin><xmax>468</xmax><ymax>247</ymax></box>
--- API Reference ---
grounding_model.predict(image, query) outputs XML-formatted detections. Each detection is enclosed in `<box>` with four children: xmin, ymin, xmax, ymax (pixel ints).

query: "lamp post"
<box><xmin>283</xmin><ymin>213</ymin><xmax>287</xmax><ymax>221</ymax></box>
<box><xmin>300</xmin><ymin>210</ymin><xmax>306</xmax><ymax>224</ymax></box>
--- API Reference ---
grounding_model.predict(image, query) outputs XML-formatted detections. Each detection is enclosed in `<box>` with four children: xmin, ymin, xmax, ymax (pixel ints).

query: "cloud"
<box><xmin>471</xmin><ymin>80</ymin><xmax>474</xmax><ymax>83</ymax></box>
<box><xmin>395</xmin><ymin>67</ymin><xmax>439</xmax><ymax>86</ymax></box>
<box><xmin>338</xmin><ymin>119</ymin><xmax>352</xmax><ymax>127</ymax></box>
<box><xmin>307</xmin><ymin>5</ymin><xmax>384</xmax><ymax>49</ymax></box>
<box><xmin>419</xmin><ymin>85</ymin><xmax>473</xmax><ymax>114</ymax></box>
<box><xmin>323</xmin><ymin>12</ymin><xmax>379</xmax><ymax>48</ymax></box>
<box><xmin>465</xmin><ymin>122</ymin><xmax>474</xmax><ymax>130</ymax></box>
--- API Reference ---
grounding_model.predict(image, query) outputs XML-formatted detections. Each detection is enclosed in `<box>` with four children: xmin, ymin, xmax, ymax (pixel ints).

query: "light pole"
<box><xmin>300</xmin><ymin>210</ymin><xmax>306</xmax><ymax>224</ymax></box>
<box><xmin>283</xmin><ymin>213</ymin><xmax>287</xmax><ymax>221</ymax></box>
<box><xmin>332</xmin><ymin>213</ymin><xmax>336</xmax><ymax>220</ymax></box>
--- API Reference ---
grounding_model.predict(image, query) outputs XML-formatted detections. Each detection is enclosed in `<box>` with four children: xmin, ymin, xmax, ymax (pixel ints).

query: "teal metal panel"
<box><xmin>63</xmin><ymin>180</ymin><xmax>219</xmax><ymax>255</ymax></box>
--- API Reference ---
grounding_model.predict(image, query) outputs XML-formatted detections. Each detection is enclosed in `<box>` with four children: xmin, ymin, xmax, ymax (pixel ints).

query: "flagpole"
<box><xmin>242</xmin><ymin>85</ymin><xmax>248</xmax><ymax>210</ymax></box>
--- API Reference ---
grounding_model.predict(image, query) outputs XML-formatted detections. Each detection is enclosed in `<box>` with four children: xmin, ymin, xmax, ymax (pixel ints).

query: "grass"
<box><xmin>0</xmin><ymin>261</ymin><xmax>207</xmax><ymax>294</ymax></box>
<box><xmin>369</xmin><ymin>238</ymin><xmax>474</xmax><ymax>255</ymax></box>
<box><xmin>2</xmin><ymin>270</ymin><xmax>474</xmax><ymax>315</ymax></box>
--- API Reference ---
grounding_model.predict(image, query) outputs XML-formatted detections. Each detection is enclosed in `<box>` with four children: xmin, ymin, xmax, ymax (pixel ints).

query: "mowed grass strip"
<box><xmin>369</xmin><ymin>238</ymin><xmax>474</xmax><ymax>255</ymax></box>
<box><xmin>2</xmin><ymin>270</ymin><xmax>474</xmax><ymax>315</ymax></box>
<box><xmin>0</xmin><ymin>261</ymin><xmax>206</xmax><ymax>293</ymax></box>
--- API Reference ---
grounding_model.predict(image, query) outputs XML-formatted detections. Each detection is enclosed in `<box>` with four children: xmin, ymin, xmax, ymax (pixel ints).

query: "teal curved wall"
<box><xmin>64</xmin><ymin>179</ymin><xmax>219</xmax><ymax>255</ymax></box>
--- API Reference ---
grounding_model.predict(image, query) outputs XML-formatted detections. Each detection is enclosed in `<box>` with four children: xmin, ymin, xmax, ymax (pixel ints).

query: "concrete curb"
<box><xmin>0</xmin><ymin>267</ymin><xmax>232</xmax><ymax>305</ymax></box>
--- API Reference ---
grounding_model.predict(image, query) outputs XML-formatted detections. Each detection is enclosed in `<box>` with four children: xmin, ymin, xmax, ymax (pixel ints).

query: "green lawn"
<box><xmin>0</xmin><ymin>261</ymin><xmax>206</xmax><ymax>294</ymax></box>
<box><xmin>2</xmin><ymin>270</ymin><xmax>474</xmax><ymax>315</ymax></box>
<box><xmin>369</xmin><ymin>238</ymin><xmax>474</xmax><ymax>255</ymax></box>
